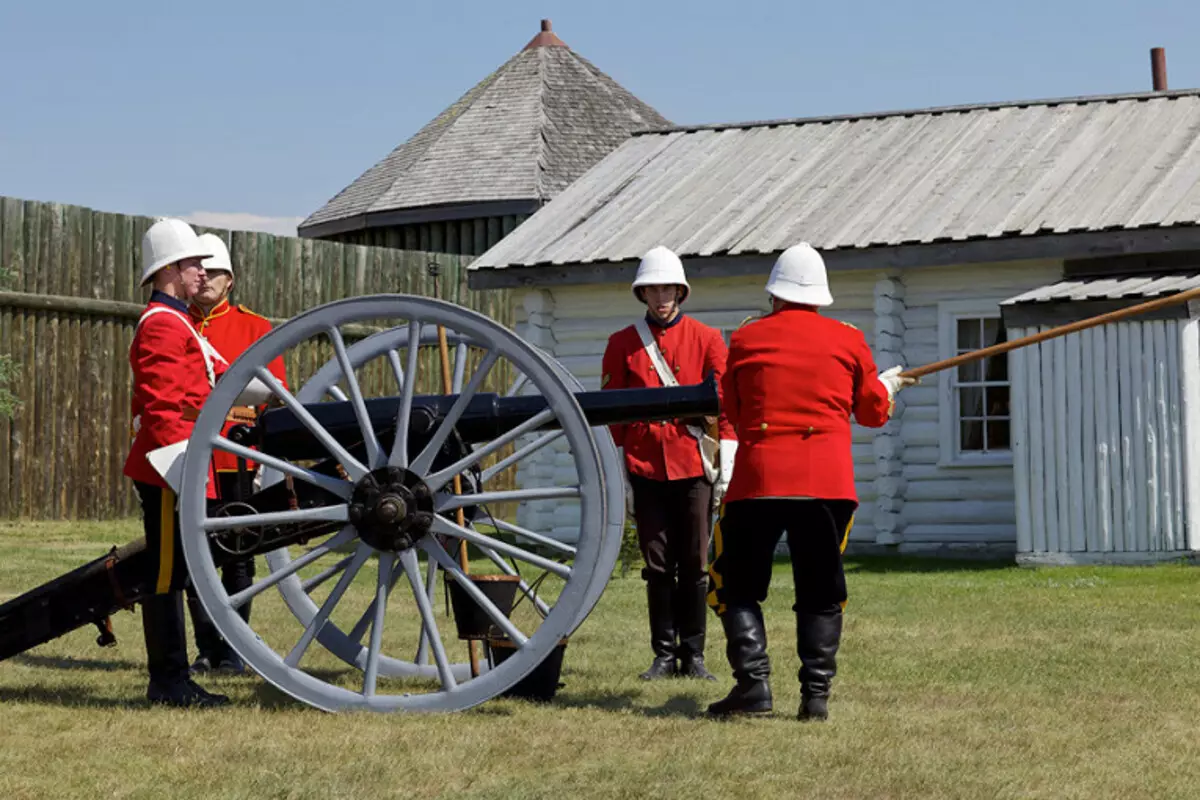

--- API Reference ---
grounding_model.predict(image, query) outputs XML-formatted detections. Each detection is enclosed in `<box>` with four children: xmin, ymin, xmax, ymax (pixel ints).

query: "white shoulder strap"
<box><xmin>135</xmin><ymin>305</ymin><xmax>227</xmax><ymax>388</ymax></box>
<box><xmin>634</xmin><ymin>318</ymin><xmax>679</xmax><ymax>388</ymax></box>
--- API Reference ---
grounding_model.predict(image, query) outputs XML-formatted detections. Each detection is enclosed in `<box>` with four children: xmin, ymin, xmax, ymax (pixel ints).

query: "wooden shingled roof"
<box><xmin>299</xmin><ymin>20</ymin><xmax>670</xmax><ymax>238</ymax></box>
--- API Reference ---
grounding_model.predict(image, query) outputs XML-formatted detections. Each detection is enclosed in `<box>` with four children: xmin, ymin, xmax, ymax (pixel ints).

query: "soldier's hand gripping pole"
<box><xmin>899</xmin><ymin>285</ymin><xmax>1200</xmax><ymax>381</ymax></box>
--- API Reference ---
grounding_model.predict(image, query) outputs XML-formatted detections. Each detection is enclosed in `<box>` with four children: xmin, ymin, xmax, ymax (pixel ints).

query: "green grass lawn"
<box><xmin>3</xmin><ymin>519</ymin><xmax>1200</xmax><ymax>799</ymax></box>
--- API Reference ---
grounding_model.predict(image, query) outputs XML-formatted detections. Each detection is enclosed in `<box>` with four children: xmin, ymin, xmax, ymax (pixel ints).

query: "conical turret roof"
<box><xmin>299</xmin><ymin>20</ymin><xmax>670</xmax><ymax>237</ymax></box>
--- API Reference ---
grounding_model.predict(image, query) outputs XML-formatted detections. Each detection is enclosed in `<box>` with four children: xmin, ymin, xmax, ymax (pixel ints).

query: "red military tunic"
<box><xmin>190</xmin><ymin>298</ymin><xmax>288</xmax><ymax>480</ymax></box>
<box><xmin>124</xmin><ymin>292</ymin><xmax>227</xmax><ymax>499</ymax></box>
<box><xmin>722</xmin><ymin>306</ymin><xmax>893</xmax><ymax>503</ymax></box>
<box><xmin>601</xmin><ymin>314</ymin><xmax>736</xmax><ymax>481</ymax></box>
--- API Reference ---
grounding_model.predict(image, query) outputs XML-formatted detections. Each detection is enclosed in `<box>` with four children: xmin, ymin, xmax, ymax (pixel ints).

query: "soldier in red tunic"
<box><xmin>706</xmin><ymin>243</ymin><xmax>917</xmax><ymax>721</ymax></box>
<box><xmin>125</xmin><ymin>218</ymin><xmax>230</xmax><ymax>708</ymax></box>
<box><xmin>184</xmin><ymin>233</ymin><xmax>289</xmax><ymax>675</ymax></box>
<box><xmin>602</xmin><ymin>246</ymin><xmax>737</xmax><ymax>681</ymax></box>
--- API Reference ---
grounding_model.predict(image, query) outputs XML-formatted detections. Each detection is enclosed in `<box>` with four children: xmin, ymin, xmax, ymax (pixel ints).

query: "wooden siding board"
<box><xmin>1065</xmin><ymin>333</ymin><xmax>1086</xmax><ymax>552</ymax></box>
<box><xmin>1081</xmin><ymin>328</ymin><xmax>1099</xmax><ymax>552</ymax></box>
<box><xmin>1093</xmin><ymin>326</ymin><xmax>1113</xmax><ymax>552</ymax></box>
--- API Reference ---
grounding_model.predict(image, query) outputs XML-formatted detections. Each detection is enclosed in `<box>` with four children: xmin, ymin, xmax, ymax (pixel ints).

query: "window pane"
<box><xmin>986</xmin><ymin>386</ymin><xmax>1010</xmax><ymax>416</ymax></box>
<box><xmin>986</xmin><ymin>419</ymin><xmax>1011</xmax><ymax>450</ymax></box>
<box><xmin>983</xmin><ymin>353</ymin><xmax>1009</xmax><ymax>382</ymax></box>
<box><xmin>957</xmin><ymin>359</ymin><xmax>981</xmax><ymax>382</ymax></box>
<box><xmin>958</xmin><ymin>387</ymin><xmax>984</xmax><ymax>416</ymax></box>
<box><xmin>983</xmin><ymin>317</ymin><xmax>1003</xmax><ymax>346</ymax></box>
<box><xmin>957</xmin><ymin>318</ymin><xmax>981</xmax><ymax>350</ymax></box>
<box><xmin>960</xmin><ymin>419</ymin><xmax>984</xmax><ymax>451</ymax></box>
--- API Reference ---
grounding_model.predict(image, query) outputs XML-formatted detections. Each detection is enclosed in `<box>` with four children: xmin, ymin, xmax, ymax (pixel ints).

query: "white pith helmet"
<box><xmin>197</xmin><ymin>233</ymin><xmax>233</xmax><ymax>277</ymax></box>
<box><xmin>140</xmin><ymin>218</ymin><xmax>214</xmax><ymax>286</ymax></box>
<box><xmin>631</xmin><ymin>245</ymin><xmax>690</xmax><ymax>304</ymax></box>
<box><xmin>765</xmin><ymin>242</ymin><xmax>833</xmax><ymax>307</ymax></box>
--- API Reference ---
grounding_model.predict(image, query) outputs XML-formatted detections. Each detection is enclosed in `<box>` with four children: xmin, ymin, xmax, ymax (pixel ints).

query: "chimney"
<box><xmin>523</xmin><ymin>18</ymin><xmax>568</xmax><ymax>50</ymax></box>
<box><xmin>1151</xmin><ymin>47</ymin><xmax>1168</xmax><ymax>91</ymax></box>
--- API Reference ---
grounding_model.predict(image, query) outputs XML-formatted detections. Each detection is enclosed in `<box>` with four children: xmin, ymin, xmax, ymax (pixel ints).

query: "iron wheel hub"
<box><xmin>348</xmin><ymin>467</ymin><xmax>434</xmax><ymax>552</ymax></box>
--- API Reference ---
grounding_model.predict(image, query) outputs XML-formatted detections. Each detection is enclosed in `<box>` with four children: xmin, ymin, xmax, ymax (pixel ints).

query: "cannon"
<box><xmin>0</xmin><ymin>294</ymin><xmax>720</xmax><ymax>713</ymax></box>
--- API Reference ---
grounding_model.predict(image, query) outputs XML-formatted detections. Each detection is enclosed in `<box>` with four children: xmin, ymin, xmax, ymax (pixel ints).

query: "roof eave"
<box><xmin>467</xmin><ymin>225</ymin><xmax>1200</xmax><ymax>289</ymax></box>
<box><xmin>299</xmin><ymin>199</ymin><xmax>543</xmax><ymax>239</ymax></box>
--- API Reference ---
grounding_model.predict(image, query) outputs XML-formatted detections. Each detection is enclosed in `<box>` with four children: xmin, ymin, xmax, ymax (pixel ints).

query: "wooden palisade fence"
<box><xmin>0</xmin><ymin>195</ymin><xmax>514</xmax><ymax>520</ymax></box>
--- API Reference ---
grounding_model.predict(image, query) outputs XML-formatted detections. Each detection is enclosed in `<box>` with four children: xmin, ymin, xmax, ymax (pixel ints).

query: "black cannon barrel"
<box><xmin>256</xmin><ymin>376</ymin><xmax>720</xmax><ymax>462</ymax></box>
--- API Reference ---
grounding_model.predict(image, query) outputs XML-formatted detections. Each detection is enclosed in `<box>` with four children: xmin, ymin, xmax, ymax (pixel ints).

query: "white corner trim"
<box><xmin>937</xmin><ymin>298</ymin><xmax>1013</xmax><ymax>468</ymax></box>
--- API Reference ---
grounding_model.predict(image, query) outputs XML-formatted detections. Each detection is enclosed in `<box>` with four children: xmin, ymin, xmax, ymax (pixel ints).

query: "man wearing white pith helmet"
<box><xmin>601</xmin><ymin>245</ymin><xmax>737</xmax><ymax>682</ymax></box>
<box><xmin>124</xmin><ymin>218</ymin><xmax>231</xmax><ymax>708</ymax></box>
<box><xmin>706</xmin><ymin>242</ymin><xmax>917</xmax><ymax>720</ymax></box>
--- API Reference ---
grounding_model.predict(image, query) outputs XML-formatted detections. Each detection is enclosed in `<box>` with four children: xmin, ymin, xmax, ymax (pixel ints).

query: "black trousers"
<box><xmin>630</xmin><ymin>474</ymin><xmax>713</xmax><ymax>583</ymax></box>
<box><xmin>134</xmin><ymin>481</ymin><xmax>190</xmax><ymax>684</ymax></box>
<box><xmin>707</xmin><ymin>498</ymin><xmax>856</xmax><ymax>617</ymax></box>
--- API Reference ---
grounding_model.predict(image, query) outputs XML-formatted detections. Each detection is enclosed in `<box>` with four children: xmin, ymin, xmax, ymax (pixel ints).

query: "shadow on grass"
<box><xmin>552</xmin><ymin>688</ymin><xmax>704</xmax><ymax>719</ymax></box>
<box><xmin>12</xmin><ymin>653</ymin><xmax>143</xmax><ymax>671</ymax></box>
<box><xmin>841</xmin><ymin>555</ymin><xmax>1016</xmax><ymax>575</ymax></box>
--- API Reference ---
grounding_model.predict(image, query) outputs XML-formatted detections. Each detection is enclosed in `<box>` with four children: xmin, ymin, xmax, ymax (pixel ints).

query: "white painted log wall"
<box><xmin>898</xmin><ymin>260</ymin><xmax>1063</xmax><ymax>546</ymax></box>
<box><xmin>1010</xmin><ymin>319</ymin><xmax>1197</xmax><ymax>556</ymax></box>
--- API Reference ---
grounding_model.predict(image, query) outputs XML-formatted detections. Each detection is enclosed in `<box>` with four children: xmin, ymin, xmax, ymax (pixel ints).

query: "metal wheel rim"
<box><xmin>179</xmin><ymin>294</ymin><xmax>607</xmax><ymax>712</ymax></box>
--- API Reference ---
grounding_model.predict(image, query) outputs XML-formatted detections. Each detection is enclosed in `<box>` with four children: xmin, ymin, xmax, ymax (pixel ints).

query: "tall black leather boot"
<box><xmin>676</xmin><ymin>578</ymin><xmax>716</xmax><ymax>680</ymax></box>
<box><xmin>143</xmin><ymin>592</ymin><xmax>229</xmax><ymax>708</ymax></box>
<box><xmin>186</xmin><ymin>590</ymin><xmax>224</xmax><ymax>671</ymax></box>
<box><xmin>706</xmin><ymin>605</ymin><xmax>772</xmax><ymax>716</ymax></box>
<box><xmin>797</xmin><ymin>605</ymin><xmax>843</xmax><ymax>722</ymax></box>
<box><xmin>640</xmin><ymin>574</ymin><xmax>678</xmax><ymax>680</ymax></box>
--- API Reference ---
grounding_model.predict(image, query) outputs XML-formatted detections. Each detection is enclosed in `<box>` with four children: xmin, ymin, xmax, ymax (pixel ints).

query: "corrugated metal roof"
<box><xmin>300</xmin><ymin>32</ymin><xmax>668</xmax><ymax>234</ymax></box>
<box><xmin>1001</xmin><ymin>273</ymin><xmax>1200</xmax><ymax>304</ymax></box>
<box><xmin>471</xmin><ymin>90</ymin><xmax>1200</xmax><ymax>270</ymax></box>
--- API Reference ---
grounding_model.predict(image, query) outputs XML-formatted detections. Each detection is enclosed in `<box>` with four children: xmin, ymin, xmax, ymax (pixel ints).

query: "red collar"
<box><xmin>190</xmin><ymin>297</ymin><xmax>231</xmax><ymax>330</ymax></box>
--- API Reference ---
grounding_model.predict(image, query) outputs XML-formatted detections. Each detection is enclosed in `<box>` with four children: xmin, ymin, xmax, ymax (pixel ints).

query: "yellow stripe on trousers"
<box><xmin>156</xmin><ymin>487</ymin><xmax>176</xmax><ymax>594</ymax></box>
<box><xmin>705</xmin><ymin>503</ymin><xmax>726</xmax><ymax>615</ymax></box>
<box><xmin>840</xmin><ymin>512</ymin><xmax>854</xmax><ymax>609</ymax></box>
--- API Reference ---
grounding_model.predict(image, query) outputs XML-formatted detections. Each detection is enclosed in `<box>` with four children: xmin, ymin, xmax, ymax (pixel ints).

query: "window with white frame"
<box><xmin>937</xmin><ymin>300</ymin><xmax>1011</xmax><ymax>464</ymax></box>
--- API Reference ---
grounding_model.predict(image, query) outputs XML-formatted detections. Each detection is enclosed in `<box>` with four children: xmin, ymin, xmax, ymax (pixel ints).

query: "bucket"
<box><xmin>486</xmin><ymin>637</ymin><xmax>568</xmax><ymax>702</ymax></box>
<box><xmin>447</xmin><ymin>574</ymin><xmax>521</xmax><ymax>640</ymax></box>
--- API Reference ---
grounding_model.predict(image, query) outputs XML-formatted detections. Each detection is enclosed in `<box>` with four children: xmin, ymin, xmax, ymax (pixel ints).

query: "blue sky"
<box><xmin>2</xmin><ymin>0</ymin><xmax>1197</xmax><ymax>235</ymax></box>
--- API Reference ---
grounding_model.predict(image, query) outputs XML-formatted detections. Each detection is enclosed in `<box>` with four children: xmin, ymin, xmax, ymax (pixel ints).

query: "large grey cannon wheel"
<box><xmin>179</xmin><ymin>295</ymin><xmax>615</xmax><ymax>713</ymax></box>
<box><xmin>258</xmin><ymin>324</ymin><xmax>623</xmax><ymax>679</ymax></box>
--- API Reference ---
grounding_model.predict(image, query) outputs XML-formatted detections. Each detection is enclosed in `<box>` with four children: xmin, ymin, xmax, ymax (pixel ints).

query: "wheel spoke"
<box><xmin>301</xmin><ymin>553</ymin><xmax>355</xmax><ymax>593</ymax></box>
<box><xmin>386</xmin><ymin>348</ymin><xmax>406</xmax><ymax>393</ymax></box>
<box><xmin>201</xmin><ymin>504</ymin><xmax>348</xmax><ymax>531</ymax></box>
<box><xmin>489</xmin><ymin>518</ymin><xmax>577</xmax><ymax>556</ymax></box>
<box><xmin>414</xmin><ymin>554</ymin><xmax>439</xmax><ymax>665</ymax></box>
<box><xmin>326</xmin><ymin>385</ymin><xmax>348</xmax><ymax>402</ymax></box>
<box><xmin>253</xmin><ymin>366</ymin><xmax>369</xmax><ymax>480</ymax></box>
<box><xmin>424</xmin><ymin>408</ymin><xmax>556</xmax><ymax>492</ymax></box>
<box><xmin>421</xmin><ymin>537</ymin><xmax>528</xmax><ymax>646</ymax></box>
<box><xmin>505</xmin><ymin>373</ymin><xmax>529</xmax><ymax>397</ymax></box>
<box><xmin>213</xmin><ymin>436</ymin><xmax>353</xmax><ymax>499</ymax></box>
<box><xmin>346</xmin><ymin>559</ymin><xmax>405</xmax><ymax>644</ymax></box>
<box><xmin>285</xmin><ymin>544</ymin><xmax>372</xmax><ymax>667</ymax></box>
<box><xmin>389</xmin><ymin>320</ymin><xmax>422</xmax><ymax>469</ymax></box>
<box><xmin>431</xmin><ymin>515</ymin><xmax>572</xmax><ymax>580</ymax></box>
<box><xmin>452</xmin><ymin>341</ymin><xmax>468</xmax><ymax>393</ymax></box>
<box><xmin>410</xmin><ymin>350</ymin><xmax>500</xmax><ymax>475</ymax></box>
<box><xmin>363</xmin><ymin>552</ymin><xmax>395</xmax><ymax>697</ymax></box>
<box><xmin>228</xmin><ymin>527</ymin><xmax>356</xmax><ymax>609</ymax></box>
<box><xmin>436</xmin><ymin>486</ymin><xmax>579</xmax><ymax>512</ymax></box>
<box><xmin>479</xmin><ymin>429</ymin><xmax>564</xmax><ymax>484</ymax></box>
<box><xmin>480</xmin><ymin>546</ymin><xmax>552</xmax><ymax>617</ymax></box>
<box><xmin>400</xmin><ymin>549</ymin><xmax>458</xmax><ymax>691</ymax></box>
<box><xmin>328</xmin><ymin>326</ymin><xmax>386</xmax><ymax>470</ymax></box>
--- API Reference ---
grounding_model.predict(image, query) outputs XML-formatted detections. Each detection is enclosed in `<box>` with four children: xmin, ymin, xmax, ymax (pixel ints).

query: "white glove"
<box><xmin>878</xmin><ymin>366</ymin><xmax>919</xmax><ymax>398</ymax></box>
<box><xmin>713</xmin><ymin>439</ymin><xmax>738</xmax><ymax>511</ymax></box>
<box><xmin>617</xmin><ymin>447</ymin><xmax>635</xmax><ymax>518</ymax></box>
<box><xmin>233</xmin><ymin>376</ymin><xmax>273</xmax><ymax>406</ymax></box>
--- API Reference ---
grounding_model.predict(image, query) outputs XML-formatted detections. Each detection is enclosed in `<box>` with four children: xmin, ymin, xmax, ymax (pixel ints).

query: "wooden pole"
<box><xmin>901</xmin><ymin>286</ymin><xmax>1200</xmax><ymax>380</ymax></box>
<box><xmin>430</xmin><ymin>266</ymin><xmax>480</xmax><ymax>679</ymax></box>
